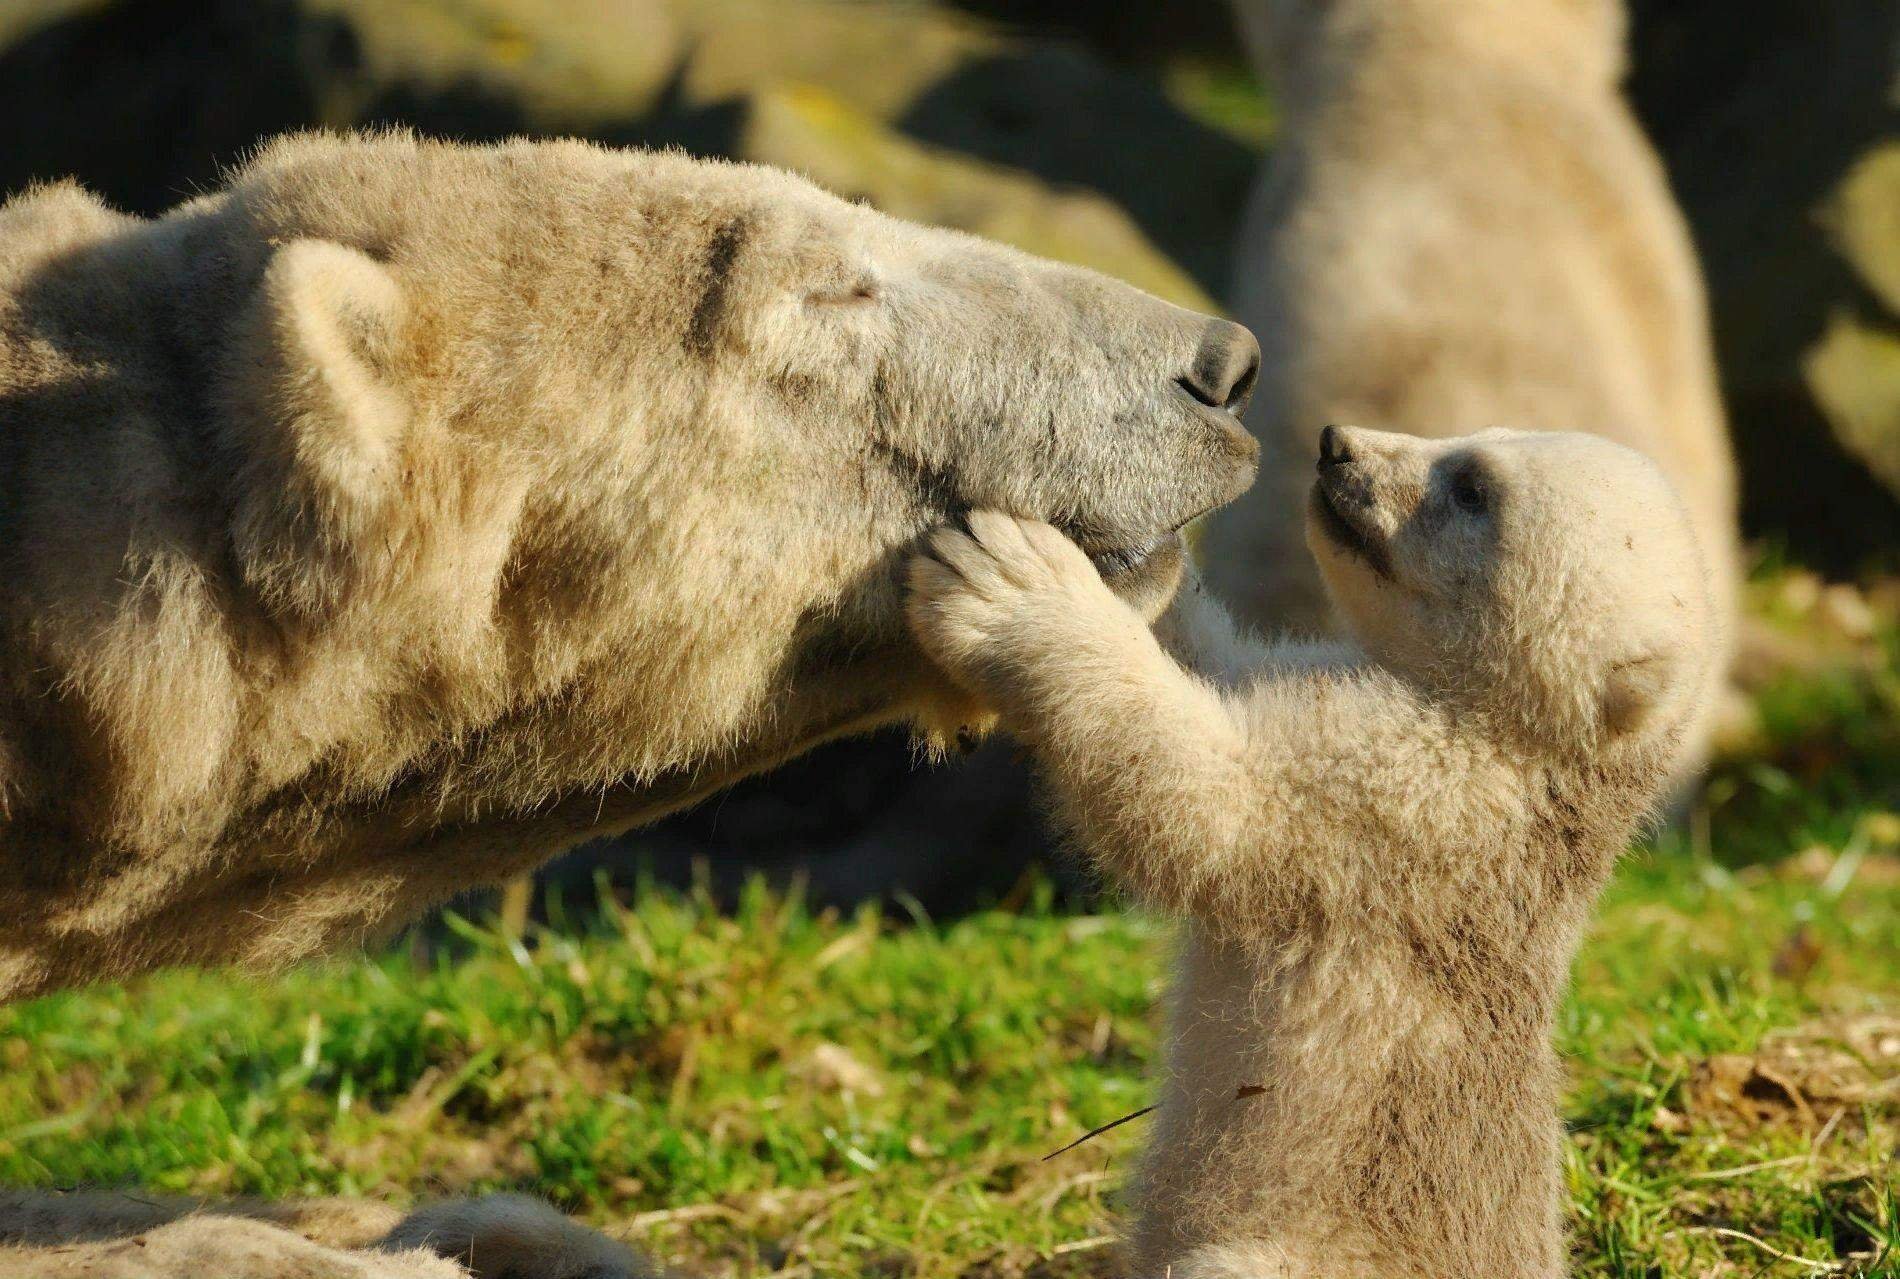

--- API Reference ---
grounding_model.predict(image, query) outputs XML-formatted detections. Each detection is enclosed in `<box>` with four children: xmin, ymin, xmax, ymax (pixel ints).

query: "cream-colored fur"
<box><xmin>1209</xmin><ymin>0</ymin><xmax>1737</xmax><ymax>763</ymax></box>
<box><xmin>909</xmin><ymin>426</ymin><xmax>1714</xmax><ymax>1277</ymax></box>
<box><xmin>0</xmin><ymin>1190</ymin><xmax>653</xmax><ymax>1279</ymax></box>
<box><xmin>0</xmin><ymin>1217</ymin><xmax>459</xmax><ymax>1279</ymax></box>
<box><xmin>0</xmin><ymin>130</ymin><xmax>1259</xmax><ymax>1001</ymax></box>
<box><xmin>0</xmin><ymin>1191</ymin><xmax>405</xmax><ymax>1251</ymax></box>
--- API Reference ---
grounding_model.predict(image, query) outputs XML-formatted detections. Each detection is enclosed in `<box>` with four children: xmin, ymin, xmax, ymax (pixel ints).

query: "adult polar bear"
<box><xmin>0</xmin><ymin>131</ymin><xmax>1261</xmax><ymax>1002</ymax></box>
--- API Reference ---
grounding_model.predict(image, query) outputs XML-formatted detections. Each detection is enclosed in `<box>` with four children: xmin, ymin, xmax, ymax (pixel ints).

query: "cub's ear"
<box><xmin>1600</xmin><ymin>651</ymin><xmax>1679</xmax><ymax>738</ymax></box>
<box><xmin>247</xmin><ymin>238</ymin><xmax>409</xmax><ymax>507</ymax></box>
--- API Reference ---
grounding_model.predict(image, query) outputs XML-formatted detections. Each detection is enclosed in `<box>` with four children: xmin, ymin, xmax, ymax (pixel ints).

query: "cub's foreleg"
<box><xmin>909</xmin><ymin>513</ymin><xmax>1258</xmax><ymax>917</ymax></box>
<box><xmin>908</xmin><ymin>513</ymin><xmax>1487</xmax><ymax>942</ymax></box>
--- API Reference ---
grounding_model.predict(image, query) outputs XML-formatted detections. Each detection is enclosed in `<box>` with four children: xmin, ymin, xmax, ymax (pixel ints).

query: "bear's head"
<box><xmin>1305</xmin><ymin>425</ymin><xmax>1712</xmax><ymax>763</ymax></box>
<box><xmin>206</xmin><ymin>133</ymin><xmax>1258</xmax><ymax>806</ymax></box>
<box><xmin>624</xmin><ymin>150</ymin><xmax>1264</xmax><ymax>625</ymax></box>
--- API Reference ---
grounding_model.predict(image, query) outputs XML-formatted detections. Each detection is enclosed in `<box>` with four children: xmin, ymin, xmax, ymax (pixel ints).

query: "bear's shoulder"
<box><xmin>0</xmin><ymin>180</ymin><xmax>136</xmax><ymax>295</ymax></box>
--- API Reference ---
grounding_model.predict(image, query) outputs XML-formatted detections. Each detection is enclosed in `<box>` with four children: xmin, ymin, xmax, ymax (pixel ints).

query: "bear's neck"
<box><xmin>1264</xmin><ymin>0</ymin><xmax>1625</xmax><ymax>123</ymax></box>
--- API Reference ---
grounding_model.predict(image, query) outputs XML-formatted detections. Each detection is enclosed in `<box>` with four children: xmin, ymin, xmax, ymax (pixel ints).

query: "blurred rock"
<box><xmin>899</xmin><ymin>43</ymin><xmax>1259</xmax><ymax>296</ymax></box>
<box><xmin>646</xmin><ymin>2</ymin><xmax>1260</xmax><ymax>297</ymax></box>
<box><xmin>0</xmin><ymin>0</ymin><xmax>687</xmax><ymax>215</ymax></box>
<box><xmin>312</xmin><ymin>0</ymin><xmax>681</xmax><ymax>125</ymax></box>
<box><xmin>739</xmin><ymin>83</ymin><xmax>1212</xmax><ymax>309</ymax></box>
<box><xmin>942</xmin><ymin>0</ymin><xmax>1241</xmax><ymax>67</ymax></box>
<box><xmin>0</xmin><ymin>0</ymin><xmax>96</xmax><ymax>48</ymax></box>
<box><xmin>671</xmin><ymin>4</ymin><xmax>1261</xmax><ymax>296</ymax></box>
<box><xmin>1815</xmin><ymin>581</ymin><xmax>1879</xmax><ymax>640</ymax></box>
<box><xmin>0</xmin><ymin>0</ymin><xmax>1252</xmax><ymax>303</ymax></box>
<box><xmin>1629</xmin><ymin>0</ymin><xmax>1900</xmax><ymax>568</ymax></box>
<box><xmin>1</xmin><ymin>0</ymin><xmax>348</xmax><ymax>217</ymax></box>
<box><xmin>1804</xmin><ymin>146</ymin><xmax>1900</xmax><ymax>510</ymax></box>
<box><xmin>1804</xmin><ymin>316</ymin><xmax>1900</xmax><ymax>520</ymax></box>
<box><xmin>673</xmin><ymin>0</ymin><xmax>996</xmax><ymax>121</ymax></box>
<box><xmin>1828</xmin><ymin>143</ymin><xmax>1900</xmax><ymax>315</ymax></box>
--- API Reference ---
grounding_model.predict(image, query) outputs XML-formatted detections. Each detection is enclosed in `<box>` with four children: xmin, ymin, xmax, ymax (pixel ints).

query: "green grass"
<box><xmin>1</xmin><ymin>577</ymin><xmax>1896</xmax><ymax>1277</ymax></box>
<box><xmin>2</xmin><ymin>862</ymin><xmax>1892</xmax><ymax>1276</ymax></box>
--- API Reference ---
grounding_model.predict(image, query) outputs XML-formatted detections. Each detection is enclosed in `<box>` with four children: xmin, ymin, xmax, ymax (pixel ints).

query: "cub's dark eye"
<box><xmin>1450</xmin><ymin>467</ymin><xmax>1489</xmax><ymax>515</ymax></box>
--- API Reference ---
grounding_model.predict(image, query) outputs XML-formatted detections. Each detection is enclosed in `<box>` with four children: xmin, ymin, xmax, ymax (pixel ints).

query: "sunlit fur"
<box><xmin>908</xmin><ymin>427</ymin><xmax>1714</xmax><ymax>1278</ymax></box>
<box><xmin>0</xmin><ymin>1192</ymin><xmax>452</xmax><ymax>1278</ymax></box>
<box><xmin>0</xmin><ymin>1189</ymin><xmax>652</xmax><ymax>1279</ymax></box>
<box><xmin>0</xmin><ymin>1217</ymin><xmax>461</xmax><ymax>1279</ymax></box>
<box><xmin>0</xmin><ymin>131</ymin><xmax>1254</xmax><ymax>1001</ymax></box>
<box><xmin>1208</xmin><ymin>0</ymin><xmax>1738</xmax><ymax>773</ymax></box>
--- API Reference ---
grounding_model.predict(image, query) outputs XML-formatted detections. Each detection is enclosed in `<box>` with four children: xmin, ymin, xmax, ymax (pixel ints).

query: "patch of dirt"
<box><xmin>1681</xmin><ymin>1014</ymin><xmax>1900</xmax><ymax>1131</ymax></box>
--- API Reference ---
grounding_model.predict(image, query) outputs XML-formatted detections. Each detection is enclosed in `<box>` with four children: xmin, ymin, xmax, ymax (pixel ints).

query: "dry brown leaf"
<box><xmin>791</xmin><ymin>1042</ymin><xmax>886</xmax><ymax>1098</ymax></box>
<box><xmin>1681</xmin><ymin>1014</ymin><xmax>1900</xmax><ymax>1132</ymax></box>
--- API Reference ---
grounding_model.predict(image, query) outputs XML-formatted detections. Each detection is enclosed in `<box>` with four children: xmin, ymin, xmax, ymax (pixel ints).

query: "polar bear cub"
<box><xmin>908</xmin><ymin>426</ymin><xmax>1713</xmax><ymax>1278</ymax></box>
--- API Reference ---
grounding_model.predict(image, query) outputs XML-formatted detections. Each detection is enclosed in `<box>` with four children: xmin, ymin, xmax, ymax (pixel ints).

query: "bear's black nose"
<box><xmin>1318</xmin><ymin>424</ymin><xmax>1353</xmax><ymax>470</ymax></box>
<box><xmin>1180</xmin><ymin>320</ymin><xmax>1261</xmax><ymax>414</ymax></box>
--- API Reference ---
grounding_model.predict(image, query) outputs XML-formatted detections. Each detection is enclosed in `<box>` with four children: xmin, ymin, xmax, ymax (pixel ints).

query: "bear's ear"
<box><xmin>1600</xmin><ymin>651</ymin><xmax>1678</xmax><ymax>739</ymax></box>
<box><xmin>251</xmin><ymin>238</ymin><xmax>409</xmax><ymax>506</ymax></box>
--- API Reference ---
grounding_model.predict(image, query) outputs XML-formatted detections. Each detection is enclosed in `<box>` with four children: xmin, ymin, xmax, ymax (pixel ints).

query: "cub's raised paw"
<box><xmin>906</xmin><ymin>510</ymin><xmax>1122</xmax><ymax>691</ymax></box>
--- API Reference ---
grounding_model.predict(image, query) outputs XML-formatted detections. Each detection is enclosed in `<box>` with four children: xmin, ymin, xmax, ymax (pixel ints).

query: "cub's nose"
<box><xmin>1317</xmin><ymin>424</ymin><xmax>1354</xmax><ymax>470</ymax></box>
<box><xmin>1180</xmin><ymin>319</ymin><xmax>1261</xmax><ymax>414</ymax></box>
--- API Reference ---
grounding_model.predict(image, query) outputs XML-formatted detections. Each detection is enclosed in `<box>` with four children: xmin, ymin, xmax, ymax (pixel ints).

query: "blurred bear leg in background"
<box><xmin>1205</xmin><ymin>0</ymin><xmax>1741</xmax><ymax>779</ymax></box>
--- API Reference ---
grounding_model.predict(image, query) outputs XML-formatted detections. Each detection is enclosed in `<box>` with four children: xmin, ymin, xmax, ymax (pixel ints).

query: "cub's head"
<box><xmin>1306</xmin><ymin>426</ymin><xmax>1712</xmax><ymax>760</ymax></box>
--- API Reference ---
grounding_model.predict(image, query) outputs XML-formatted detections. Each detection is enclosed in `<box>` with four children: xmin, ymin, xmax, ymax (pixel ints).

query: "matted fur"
<box><xmin>0</xmin><ymin>131</ymin><xmax>1256</xmax><ymax>1001</ymax></box>
<box><xmin>0</xmin><ymin>1219</ymin><xmax>459</xmax><ymax>1279</ymax></box>
<box><xmin>1208</xmin><ymin>0</ymin><xmax>1737</xmax><ymax>763</ymax></box>
<box><xmin>909</xmin><ymin>427</ymin><xmax>1713</xmax><ymax>1277</ymax></box>
<box><xmin>0</xmin><ymin>1190</ymin><xmax>653</xmax><ymax>1279</ymax></box>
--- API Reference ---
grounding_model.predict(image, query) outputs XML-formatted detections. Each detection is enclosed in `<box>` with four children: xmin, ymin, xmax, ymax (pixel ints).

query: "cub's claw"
<box><xmin>906</xmin><ymin>510</ymin><xmax>1128</xmax><ymax>694</ymax></box>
